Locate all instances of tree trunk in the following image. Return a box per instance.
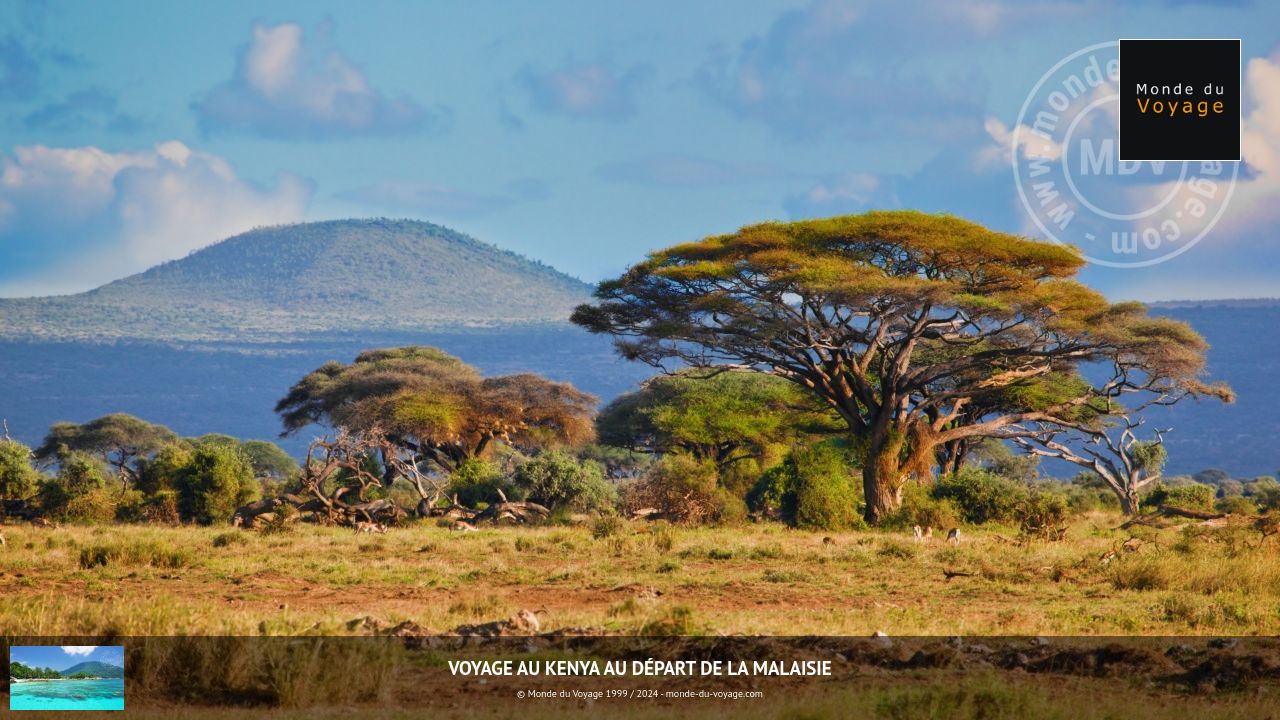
[862,430,907,525]
[1119,485,1141,515]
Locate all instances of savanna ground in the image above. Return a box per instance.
[2,514,1278,636]
[4,515,1280,719]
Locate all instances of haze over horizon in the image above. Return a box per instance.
[3,1,1280,302]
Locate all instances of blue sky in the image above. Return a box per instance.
[10,645,123,672]
[1,0,1279,300]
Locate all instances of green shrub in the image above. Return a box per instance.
[79,540,191,569]
[59,487,119,524]
[135,445,194,496]
[933,467,1027,524]
[713,488,749,526]
[1146,482,1215,512]
[749,443,863,531]
[883,482,960,530]
[37,453,114,522]
[0,439,40,501]
[446,458,520,507]
[115,489,148,523]
[591,515,625,539]
[621,456,719,525]
[142,490,181,524]
[1015,491,1069,540]
[1216,495,1258,515]
[175,444,259,525]
[513,450,616,511]
[1250,480,1280,512]
[212,532,249,548]
[1062,485,1119,514]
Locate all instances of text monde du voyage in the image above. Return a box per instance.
[448,658,832,677]
[1134,82,1228,118]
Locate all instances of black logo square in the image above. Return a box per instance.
[1120,39,1240,161]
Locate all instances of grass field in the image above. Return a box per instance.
[2,512,1278,637]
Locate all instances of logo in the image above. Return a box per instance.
[1119,39,1241,161]
[1013,41,1239,268]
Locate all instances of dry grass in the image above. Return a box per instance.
[1,513,1279,637]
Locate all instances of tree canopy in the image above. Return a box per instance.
[597,369,841,475]
[34,413,179,485]
[275,346,597,477]
[573,210,1230,523]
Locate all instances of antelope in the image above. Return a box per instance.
[354,521,388,534]
[0,532,6,547]
[912,525,924,542]
[450,520,479,533]
[924,526,934,540]
[946,528,961,545]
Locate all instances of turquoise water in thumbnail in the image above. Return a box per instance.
[9,678,125,710]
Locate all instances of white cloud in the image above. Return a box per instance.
[0,141,313,297]
[194,22,446,139]
[60,646,97,656]
[518,61,651,121]
[696,0,1086,141]
[783,173,899,218]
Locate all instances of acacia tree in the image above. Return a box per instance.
[274,346,597,508]
[34,413,179,488]
[598,369,841,477]
[572,211,1228,523]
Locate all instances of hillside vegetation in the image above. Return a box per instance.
[0,219,592,341]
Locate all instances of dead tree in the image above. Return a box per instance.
[380,444,450,517]
[1014,415,1168,515]
[296,429,404,526]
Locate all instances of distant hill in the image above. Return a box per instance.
[0,219,593,341]
[1149,297,1280,309]
[60,661,124,678]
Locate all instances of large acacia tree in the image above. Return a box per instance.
[572,211,1227,523]
[34,413,179,488]
[275,346,597,507]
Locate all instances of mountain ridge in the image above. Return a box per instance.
[59,661,124,678]
[0,219,593,342]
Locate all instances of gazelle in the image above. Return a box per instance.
[946,528,961,545]
[354,521,388,534]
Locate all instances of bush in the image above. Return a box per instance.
[142,490,181,524]
[591,515,625,539]
[748,443,863,531]
[1216,496,1257,515]
[1250,480,1280,512]
[933,468,1028,525]
[1015,491,1069,540]
[37,452,112,521]
[0,439,40,501]
[79,540,191,569]
[1146,482,1216,512]
[59,487,119,524]
[175,444,259,525]
[882,483,960,530]
[115,489,148,523]
[620,456,718,524]
[713,488,749,526]
[135,444,194,496]
[446,458,521,507]
[1062,485,1119,514]
[513,450,617,511]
